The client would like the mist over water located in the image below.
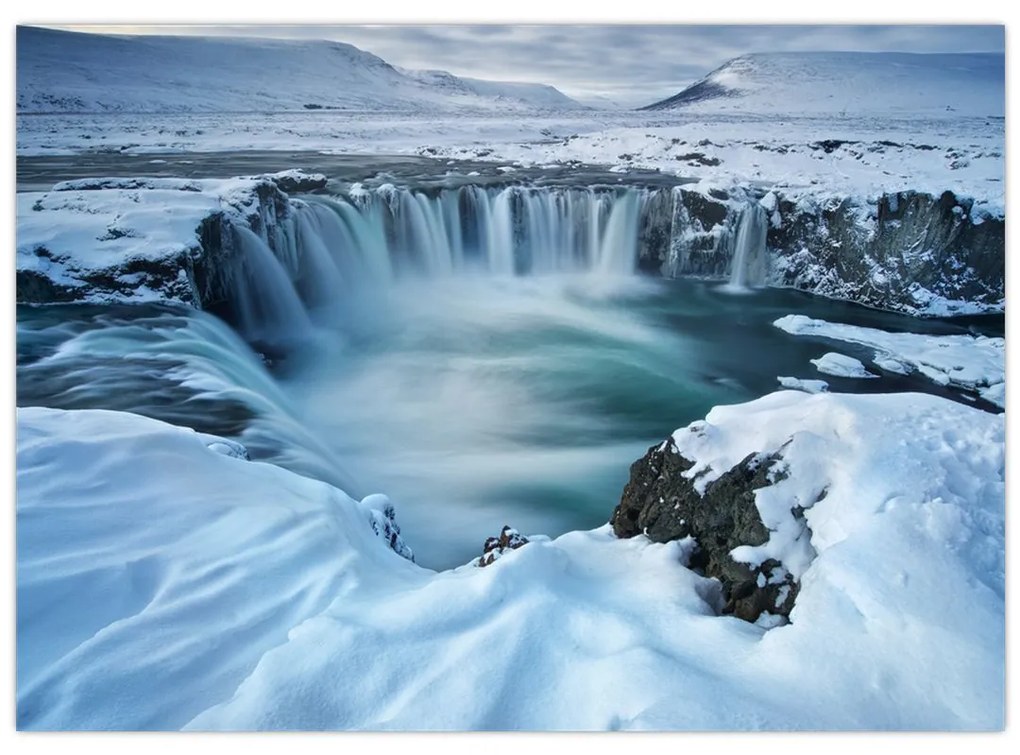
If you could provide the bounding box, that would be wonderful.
[16,185,1004,570]
[274,266,1001,568]
[279,274,726,568]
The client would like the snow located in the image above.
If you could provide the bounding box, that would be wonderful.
[809,352,878,379]
[17,26,585,114]
[17,110,1004,220]
[777,376,829,394]
[398,67,582,110]
[17,180,221,300]
[16,406,419,730]
[13,27,1007,733]
[16,171,316,304]
[903,283,1004,317]
[775,314,1005,407]
[14,31,1004,225]
[17,394,1004,730]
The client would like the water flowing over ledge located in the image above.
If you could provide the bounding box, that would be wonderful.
[16,168,1005,335]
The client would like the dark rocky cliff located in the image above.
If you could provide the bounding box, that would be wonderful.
[635,186,1004,316]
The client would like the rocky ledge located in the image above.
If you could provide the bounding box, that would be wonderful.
[16,169,1003,319]
[16,171,327,308]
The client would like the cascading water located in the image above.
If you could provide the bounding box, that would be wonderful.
[227,226,313,342]
[214,185,653,341]
[726,202,769,289]
[16,305,354,489]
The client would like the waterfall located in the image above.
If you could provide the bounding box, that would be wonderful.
[727,203,768,289]
[302,186,652,281]
[228,226,313,341]
[595,190,642,275]
[212,185,661,341]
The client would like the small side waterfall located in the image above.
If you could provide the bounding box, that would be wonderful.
[727,203,768,289]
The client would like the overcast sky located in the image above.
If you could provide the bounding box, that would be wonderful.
[55,24,1005,107]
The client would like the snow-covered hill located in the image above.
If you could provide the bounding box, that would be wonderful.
[16,26,586,113]
[397,68,582,110]
[642,52,1004,116]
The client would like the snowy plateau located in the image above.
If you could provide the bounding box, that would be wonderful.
[14,25,1007,733]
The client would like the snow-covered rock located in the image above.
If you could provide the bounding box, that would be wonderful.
[810,352,879,379]
[476,525,530,567]
[359,494,415,562]
[775,314,1005,407]
[15,171,316,307]
[17,178,224,304]
[765,190,1004,316]
[612,438,801,623]
[777,376,829,394]
[17,393,1004,730]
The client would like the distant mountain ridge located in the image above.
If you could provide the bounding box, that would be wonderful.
[642,51,1004,116]
[16,26,587,113]
[396,68,582,110]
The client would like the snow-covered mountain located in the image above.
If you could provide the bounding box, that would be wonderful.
[16,26,586,113]
[642,52,1004,116]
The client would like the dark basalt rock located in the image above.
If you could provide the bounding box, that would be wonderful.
[611,436,802,623]
[477,526,529,567]
[629,184,1003,316]
[16,269,82,303]
[767,190,1004,314]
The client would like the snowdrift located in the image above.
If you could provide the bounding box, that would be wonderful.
[17,390,1004,730]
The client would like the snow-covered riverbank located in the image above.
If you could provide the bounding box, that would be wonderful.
[17,390,1005,730]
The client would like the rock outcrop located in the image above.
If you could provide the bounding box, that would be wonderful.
[16,174,307,310]
[477,526,529,567]
[636,186,1004,316]
[611,436,802,623]
[766,190,1004,315]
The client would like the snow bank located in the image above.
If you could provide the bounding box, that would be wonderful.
[776,314,1005,407]
[17,406,418,730]
[18,394,1004,730]
[810,352,878,379]
[777,376,829,394]
[16,171,321,305]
